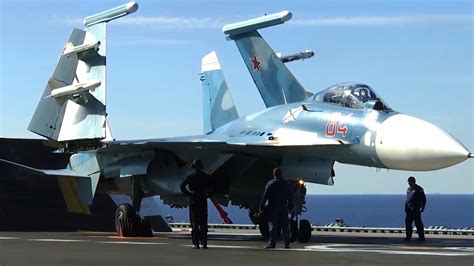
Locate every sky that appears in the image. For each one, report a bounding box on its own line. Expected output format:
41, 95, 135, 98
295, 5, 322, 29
0, 0, 472, 194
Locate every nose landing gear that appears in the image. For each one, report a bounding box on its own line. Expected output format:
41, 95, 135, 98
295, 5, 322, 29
250, 180, 312, 243
289, 180, 312, 243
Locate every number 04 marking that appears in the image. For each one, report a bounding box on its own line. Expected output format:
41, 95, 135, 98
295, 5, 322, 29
325, 113, 352, 137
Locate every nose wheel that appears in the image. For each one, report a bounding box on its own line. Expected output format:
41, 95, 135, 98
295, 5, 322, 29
289, 218, 312, 243
297, 219, 312, 243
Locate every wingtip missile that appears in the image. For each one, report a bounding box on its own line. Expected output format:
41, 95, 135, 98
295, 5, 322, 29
222, 10, 292, 36
83, 2, 139, 27
278, 50, 315, 63
48, 80, 102, 98
63, 41, 100, 57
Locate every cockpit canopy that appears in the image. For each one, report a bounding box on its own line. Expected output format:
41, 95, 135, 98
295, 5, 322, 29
312, 83, 391, 111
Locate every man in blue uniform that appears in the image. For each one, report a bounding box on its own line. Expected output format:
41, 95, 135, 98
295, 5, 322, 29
404, 176, 426, 241
259, 167, 294, 249
180, 159, 214, 249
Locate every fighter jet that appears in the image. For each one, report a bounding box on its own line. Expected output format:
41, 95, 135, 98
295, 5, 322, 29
1, 3, 471, 242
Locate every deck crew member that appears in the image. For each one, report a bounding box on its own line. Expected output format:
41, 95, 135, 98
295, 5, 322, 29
259, 167, 294, 249
180, 159, 214, 249
404, 176, 426, 241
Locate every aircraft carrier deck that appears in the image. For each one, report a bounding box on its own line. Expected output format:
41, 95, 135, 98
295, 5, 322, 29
1, 139, 473, 265
1, 225, 472, 266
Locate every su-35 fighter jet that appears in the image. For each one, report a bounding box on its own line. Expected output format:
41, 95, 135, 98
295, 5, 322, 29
1, 3, 471, 242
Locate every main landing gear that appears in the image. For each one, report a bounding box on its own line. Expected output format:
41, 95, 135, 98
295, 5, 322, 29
250, 209, 312, 243
289, 180, 312, 243
115, 176, 153, 237
115, 203, 153, 237
250, 208, 270, 239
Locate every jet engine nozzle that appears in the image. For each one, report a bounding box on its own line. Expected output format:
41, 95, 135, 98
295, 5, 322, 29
375, 114, 470, 170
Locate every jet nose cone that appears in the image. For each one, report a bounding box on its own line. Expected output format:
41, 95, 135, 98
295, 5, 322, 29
375, 114, 470, 170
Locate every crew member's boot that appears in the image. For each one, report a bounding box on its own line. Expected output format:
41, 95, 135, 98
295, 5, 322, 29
201, 234, 208, 249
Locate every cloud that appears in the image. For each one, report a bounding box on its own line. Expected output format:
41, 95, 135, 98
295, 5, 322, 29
113, 16, 226, 29
49, 15, 226, 29
292, 14, 473, 27
427, 116, 469, 123
50, 14, 473, 29
49, 16, 82, 26
112, 38, 195, 46
402, 76, 473, 83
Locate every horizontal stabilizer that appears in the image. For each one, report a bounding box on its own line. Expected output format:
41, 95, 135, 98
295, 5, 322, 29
222, 11, 291, 36
55, 176, 91, 214
0, 159, 91, 213
0, 159, 80, 178
0, 158, 99, 207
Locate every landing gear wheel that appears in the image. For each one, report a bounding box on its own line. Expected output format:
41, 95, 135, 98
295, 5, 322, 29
297, 219, 312, 243
115, 203, 134, 236
115, 203, 153, 237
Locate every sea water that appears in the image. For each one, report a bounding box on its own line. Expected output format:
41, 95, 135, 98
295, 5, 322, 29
140, 194, 473, 228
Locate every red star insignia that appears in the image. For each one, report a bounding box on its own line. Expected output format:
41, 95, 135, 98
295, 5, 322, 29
251, 56, 261, 71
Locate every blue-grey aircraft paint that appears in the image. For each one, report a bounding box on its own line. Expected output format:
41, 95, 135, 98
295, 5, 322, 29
3, 4, 471, 222
201, 51, 239, 134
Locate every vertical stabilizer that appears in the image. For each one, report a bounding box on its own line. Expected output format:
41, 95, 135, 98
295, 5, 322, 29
200, 51, 239, 134
223, 11, 312, 108
28, 2, 138, 143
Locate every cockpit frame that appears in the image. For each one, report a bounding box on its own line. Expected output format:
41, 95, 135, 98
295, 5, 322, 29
312, 83, 391, 111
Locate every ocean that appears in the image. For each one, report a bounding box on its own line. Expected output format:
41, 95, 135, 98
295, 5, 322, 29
139, 194, 474, 228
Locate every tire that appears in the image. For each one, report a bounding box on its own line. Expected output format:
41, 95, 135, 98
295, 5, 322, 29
115, 203, 135, 237
298, 219, 312, 243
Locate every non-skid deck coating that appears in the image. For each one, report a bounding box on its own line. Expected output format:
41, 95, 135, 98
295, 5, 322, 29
0, 229, 472, 266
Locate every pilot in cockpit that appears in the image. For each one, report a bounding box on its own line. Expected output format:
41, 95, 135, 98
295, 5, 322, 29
353, 87, 369, 102
358, 88, 369, 101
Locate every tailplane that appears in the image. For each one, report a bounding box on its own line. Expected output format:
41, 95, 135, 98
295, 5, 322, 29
0, 153, 100, 213
223, 11, 313, 108
28, 2, 138, 144
200, 51, 239, 134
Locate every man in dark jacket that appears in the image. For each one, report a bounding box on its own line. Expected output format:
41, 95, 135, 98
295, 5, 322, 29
180, 159, 214, 249
259, 167, 294, 249
404, 176, 426, 241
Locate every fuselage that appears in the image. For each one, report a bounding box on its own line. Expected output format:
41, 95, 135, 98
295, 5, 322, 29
94, 83, 470, 208
210, 83, 470, 171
